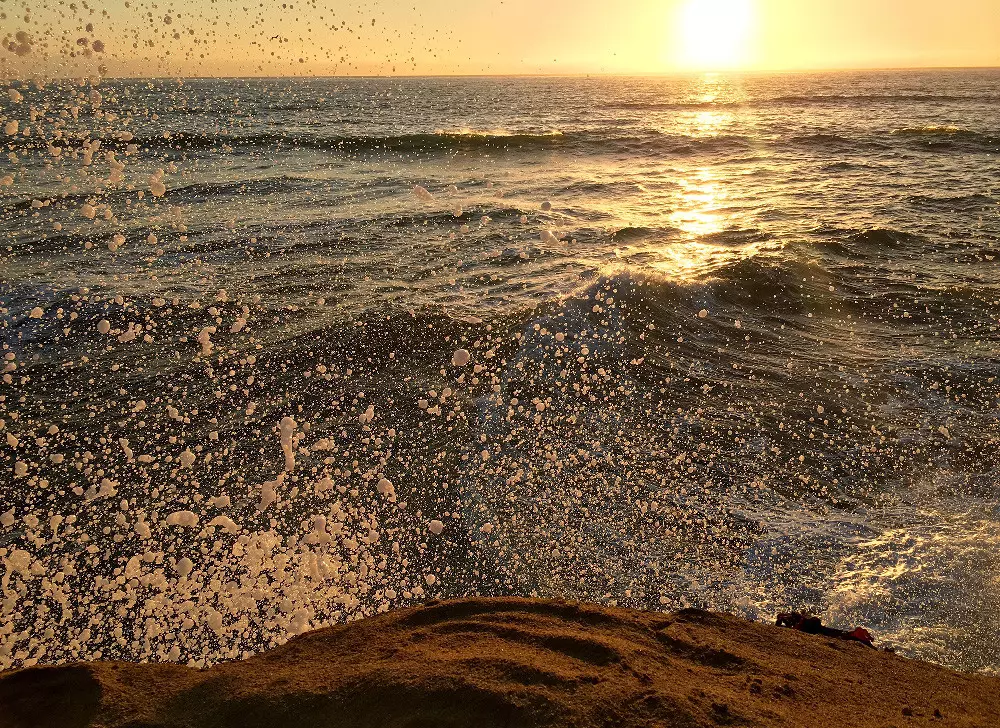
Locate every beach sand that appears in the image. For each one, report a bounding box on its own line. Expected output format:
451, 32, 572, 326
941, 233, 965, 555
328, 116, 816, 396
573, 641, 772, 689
1, 597, 997, 728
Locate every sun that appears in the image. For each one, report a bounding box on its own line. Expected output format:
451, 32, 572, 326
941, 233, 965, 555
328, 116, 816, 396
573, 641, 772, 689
675, 0, 756, 71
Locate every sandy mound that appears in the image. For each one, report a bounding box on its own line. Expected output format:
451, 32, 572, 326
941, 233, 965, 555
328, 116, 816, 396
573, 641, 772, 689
1, 598, 998, 728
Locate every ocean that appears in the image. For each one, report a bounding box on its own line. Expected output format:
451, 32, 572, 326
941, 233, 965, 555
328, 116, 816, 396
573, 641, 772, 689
1, 69, 999, 672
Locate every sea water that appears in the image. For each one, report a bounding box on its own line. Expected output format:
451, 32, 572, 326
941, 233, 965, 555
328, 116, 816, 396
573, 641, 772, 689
1, 70, 999, 672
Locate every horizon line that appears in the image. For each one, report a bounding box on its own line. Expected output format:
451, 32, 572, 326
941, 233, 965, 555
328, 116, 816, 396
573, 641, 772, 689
5, 64, 1000, 83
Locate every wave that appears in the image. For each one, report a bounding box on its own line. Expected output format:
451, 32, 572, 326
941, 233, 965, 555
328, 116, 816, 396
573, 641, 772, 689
786, 133, 875, 151
701, 228, 774, 246
804, 228, 924, 261
0, 129, 567, 156
35, 127, 761, 160
125, 130, 572, 154
609, 225, 681, 243
385, 206, 530, 229
606, 101, 742, 111
603, 93, 1000, 112
589, 242, 983, 331
907, 193, 997, 212
168, 174, 322, 199
767, 93, 1000, 105
848, 228, 924, 249
699, 256, 818, 314
892, 126, 1000, 152
14, 126, 906, 161
529, 257, 860, 367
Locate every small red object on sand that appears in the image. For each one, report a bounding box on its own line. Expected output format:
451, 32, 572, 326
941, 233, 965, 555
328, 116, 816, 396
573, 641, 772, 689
847, 627, 874, 647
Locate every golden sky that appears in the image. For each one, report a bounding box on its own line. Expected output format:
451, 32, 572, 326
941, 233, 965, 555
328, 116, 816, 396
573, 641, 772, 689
4, 0, 999, 77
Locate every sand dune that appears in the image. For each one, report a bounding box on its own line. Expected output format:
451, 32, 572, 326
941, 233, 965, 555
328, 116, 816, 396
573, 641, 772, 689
1, 597, 998, 728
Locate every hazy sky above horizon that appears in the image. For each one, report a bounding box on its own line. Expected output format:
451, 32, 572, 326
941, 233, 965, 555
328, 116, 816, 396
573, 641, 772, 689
4, 0, 999, 77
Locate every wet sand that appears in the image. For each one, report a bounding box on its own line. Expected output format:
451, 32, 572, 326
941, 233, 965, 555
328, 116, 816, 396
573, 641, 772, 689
1, 597, 997, 728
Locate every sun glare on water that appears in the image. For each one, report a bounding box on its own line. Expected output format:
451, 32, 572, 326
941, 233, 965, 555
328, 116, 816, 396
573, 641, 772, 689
676, 0, 756, 71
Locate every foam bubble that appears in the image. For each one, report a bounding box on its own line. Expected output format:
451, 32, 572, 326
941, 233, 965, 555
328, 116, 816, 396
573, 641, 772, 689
165, 510, 199, 528
279, 416, 298, 471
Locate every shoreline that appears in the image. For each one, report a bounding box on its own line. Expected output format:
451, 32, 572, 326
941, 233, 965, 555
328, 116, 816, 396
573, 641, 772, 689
2, 597, 997, 727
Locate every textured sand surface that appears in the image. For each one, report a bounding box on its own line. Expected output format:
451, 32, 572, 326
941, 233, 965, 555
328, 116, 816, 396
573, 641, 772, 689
1, 597, 998, 728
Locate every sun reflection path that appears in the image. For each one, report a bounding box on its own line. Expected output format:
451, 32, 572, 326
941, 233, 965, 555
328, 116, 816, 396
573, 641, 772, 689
670, 167, 727, 238
653, 165, 755, 281
650, 78, 765, 280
